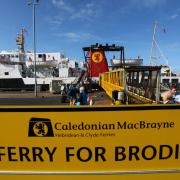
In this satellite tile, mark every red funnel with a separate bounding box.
[88,50,109,77]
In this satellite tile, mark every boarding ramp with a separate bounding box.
[72,69,87,88]
[99,66,161,104]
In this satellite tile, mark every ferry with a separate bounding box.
[0,29,83,91]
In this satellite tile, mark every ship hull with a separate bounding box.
[0,78,48,91]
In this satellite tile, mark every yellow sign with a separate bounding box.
[92,52,103,63]
[0,105,180,175]
[1,173,180,180]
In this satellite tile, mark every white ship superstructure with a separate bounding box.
[0,50,82,90]
[0,52,23,79]
[161,65,180,90]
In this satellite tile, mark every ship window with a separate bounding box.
[4,72,9,75]
[16,55,19,58]
[162,79,169,83]
[38,54,42,58]
[172,79,178,83]
[75,62,79,68]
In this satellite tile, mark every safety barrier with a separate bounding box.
[99,66,161,104]
[99,69,125,98]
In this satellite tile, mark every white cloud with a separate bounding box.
[51,0,74,12]
[54,32,92,42]
[130,0,167,8]
[169,14,178,20]
[70,3,96,21]
[116,0,168,15]
[50,1,101,23]
[45,15,64,26]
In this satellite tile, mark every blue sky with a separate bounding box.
[0,0,180,71]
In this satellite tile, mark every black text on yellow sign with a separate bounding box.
[0,144,179,162]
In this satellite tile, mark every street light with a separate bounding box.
[28,0,39,97]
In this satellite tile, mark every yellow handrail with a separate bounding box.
[99,69,153,104]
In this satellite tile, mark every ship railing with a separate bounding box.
[99,66,161,104]
[99,69,125,98]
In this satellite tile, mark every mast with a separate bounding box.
[16,28,27,62]
[150,21,169,66]
[150,21,158,65]
[16,28,26,54]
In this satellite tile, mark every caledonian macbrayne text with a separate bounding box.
[54,121,175,131]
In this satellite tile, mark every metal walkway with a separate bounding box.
[99,66,161,104]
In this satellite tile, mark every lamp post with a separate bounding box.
[28,0,39,97]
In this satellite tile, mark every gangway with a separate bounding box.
[99,66,161,104]
[72,69,87,87]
